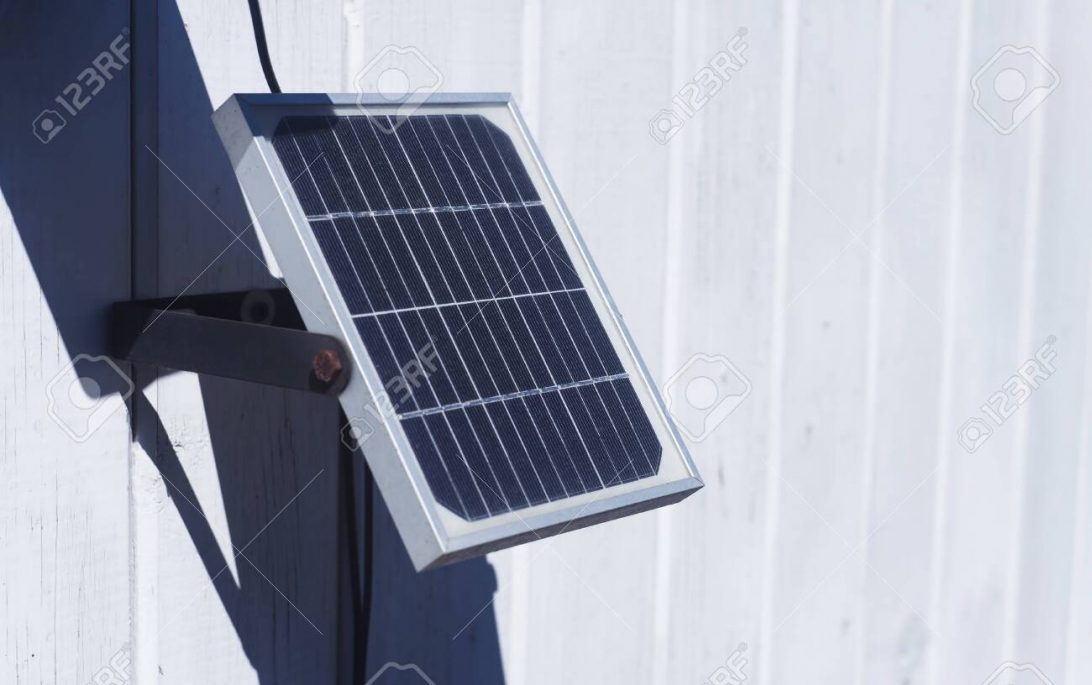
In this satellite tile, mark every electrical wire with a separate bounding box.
[245,1,375,679]
[360,458,374,680]
[341,433,374,682]
[246,0,281,93]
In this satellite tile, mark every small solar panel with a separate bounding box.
[214,94,700,569]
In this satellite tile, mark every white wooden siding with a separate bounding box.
[1,3,133,684]
[3,1,1092,683]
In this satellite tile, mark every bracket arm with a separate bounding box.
[110,288,349,395]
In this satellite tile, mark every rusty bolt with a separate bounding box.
[313,348,343,383]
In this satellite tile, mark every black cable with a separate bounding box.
[244,3,375,676]
[341,434,373,683]
[246,0,282,93]
[360,457,374,680]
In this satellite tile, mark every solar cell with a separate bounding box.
[272,113,661,520]
[215,94,701,568]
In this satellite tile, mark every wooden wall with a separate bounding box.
[1,2,133,683]
[3,0,1092,683]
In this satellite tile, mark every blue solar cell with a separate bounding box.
[422,117,490,206]
[273,113,662,520]
[473,115,540,203]
[462,115,523,201]
[416,412,482,516]
[490,209,546,293]
[538,391,603,492]
[465,404,528,510]
[483,401,550,506]
[311,219,368,313]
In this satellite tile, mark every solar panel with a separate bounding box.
[214,94,700,569]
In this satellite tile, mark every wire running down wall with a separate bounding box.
[3,1,1092,684]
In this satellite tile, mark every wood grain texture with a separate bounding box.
[1012,0,1091,678]
[859,2,957,682]
[143,1,345,682]
[0,2,133,684]
[927,2,1042,682]
[350,4,519,683]
[766,2,881,682]
[507,2,677,684]
[4,1,1092,684]
[652,2,781,683]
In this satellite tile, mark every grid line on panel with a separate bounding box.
[411,115,617,491]
[430,118,633,485]
[271,112,663,521]
[390,114,606,501]
[435,114,660,478]
[401,377,662,522]
[337,114,533,516]
[358,116,581,506]
[399,372,632,420]
[388,115,620,504]
[354,290,626,412]
[350,287,587,319]
[278,117,482,520]
[478,131,661,476]
[305,198,545,222]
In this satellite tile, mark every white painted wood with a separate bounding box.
[928,3,1046,683]
[859,2,961,683]
[1066,246,1092,684]
[145,1,346,682]
[504,2,678,683]
[652,2,784,684]
[351,3,522,681]
[0,4,133,685]
[1013,1,1092,679]
[763,3,882,683]
[6,1,1092,684]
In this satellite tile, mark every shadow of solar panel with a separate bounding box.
[272,113,662,520]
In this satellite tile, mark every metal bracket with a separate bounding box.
[111,288,350,395]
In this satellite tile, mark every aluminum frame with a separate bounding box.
[213,93,702,570]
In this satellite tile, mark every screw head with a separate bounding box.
[313,348,343,383]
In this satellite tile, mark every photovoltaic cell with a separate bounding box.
[272,113,662,520]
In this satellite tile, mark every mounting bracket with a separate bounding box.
[111,288,350,395]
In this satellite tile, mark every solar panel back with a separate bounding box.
[214,94,700,569]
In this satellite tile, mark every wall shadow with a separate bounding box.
[369,487,505,685]
[0,0,505,683]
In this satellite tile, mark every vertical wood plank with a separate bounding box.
[758,0,797,680]
[512,1,676,682]
[765,1,882,682]
[0,2,132,683]
[928,2,1044,682]
[129,0,161,680]
[859,1,962,682]
[148,1,345,682]
[1012,0,1092,679]
[653,1,783,683]
[5,2,1092,683]
[1065,255,1092,683]
[350,3,522,684]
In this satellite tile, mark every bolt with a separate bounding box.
[313,348,343,383]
